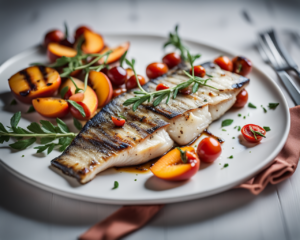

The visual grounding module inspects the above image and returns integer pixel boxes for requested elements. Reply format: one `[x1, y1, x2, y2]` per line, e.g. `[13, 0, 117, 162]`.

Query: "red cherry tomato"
[233, 89, 248, 108]
[232, 56, 252, 76]
[190, 65, 206, 78]
[179, 87, 192, 95]
[146, 62, 169, 79]
[111, 116, 125, 127]
[126, 68, 134, 79]
[197, 137, 222, 163]
[126, 75, 146, 90]
[107, 66, 127, 86]
[44, 30, 64, 47]
[74, 26, 92, 40]
[241, 124, 266, 143]
[113, 88, 127, 98]
[214, 56, 233, 71]
[162, 52, 181, 68]
[156, 83, 169, 91]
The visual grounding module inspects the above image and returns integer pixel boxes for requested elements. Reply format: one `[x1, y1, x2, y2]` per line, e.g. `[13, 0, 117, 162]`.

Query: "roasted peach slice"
[60, 77, 98, 120]
[99, 42, 130, 64]
[32, 98, 69, 118]
[88, 70, 113, 108]
[47, 43, 77, 63]
[82, 30, 104, 54]
[8, 66, 61, 104]
[151, 147, 200, 181]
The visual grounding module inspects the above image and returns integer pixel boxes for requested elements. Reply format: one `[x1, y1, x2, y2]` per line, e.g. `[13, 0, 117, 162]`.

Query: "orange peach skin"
[32, 98, 69, 118]
[88, 71, 113, 108]
[60, 77, 98, 120]
[8, 66, 61, 104]
[47, 43, 77, 63]
[82, 30, 104, 54]
[99, 42, 130, 64]
[151, 147, 200, 181]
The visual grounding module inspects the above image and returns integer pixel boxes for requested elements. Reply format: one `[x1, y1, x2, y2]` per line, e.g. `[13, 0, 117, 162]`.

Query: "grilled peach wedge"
[81, 30, 104, 54]
[8, 66, 61, 104]
[151, 147, 200, 181]
[47, 43, 77, 63]
[60, 78, 98, 120]
[32, 98, 69, 118]
[99, 42, 130, 64]
[88, 70, 113, 108]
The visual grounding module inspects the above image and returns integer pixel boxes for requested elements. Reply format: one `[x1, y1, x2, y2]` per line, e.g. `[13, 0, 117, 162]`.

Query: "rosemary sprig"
[163, 25, 188, 61]
[123, 51, 217, 111]
[0, 112, 76, 154]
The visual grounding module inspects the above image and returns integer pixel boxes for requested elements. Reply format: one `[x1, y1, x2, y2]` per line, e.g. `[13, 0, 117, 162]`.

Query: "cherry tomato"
[126, 68, 134, 79]
[190, 65, 206, 78]
[156, 83, 169, 91]
[113, 88, 127, 98]
[126, 75, 146, 90]
[241, 124, 266, 143]
[197, 137, 222, 163]
[74, 26, 92, 40]
[146, 62, 169, 79]
[107, 66, 127, 86]
[232, 56, 252, 76]
[233, 89, 248, 108]
[111, 116, 125, 127]
[162, 52, 181, 68]
[179, 87, 192, 95]
[214, 56, 233, 71]
[44, 30, 64, 47]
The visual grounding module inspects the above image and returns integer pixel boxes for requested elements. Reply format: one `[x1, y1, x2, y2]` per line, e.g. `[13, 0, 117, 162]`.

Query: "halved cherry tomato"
[241, 124, 266, 143]
[214, 56, 233, 71]
[113, 88, 127, 98]
[233, 89, 248, 108]
[107, 66, 127, 86]
[146, 62, 169, 79]
[126, 74, 146, 90]
[111, 116, 125, 127]
[44, 30, 64, 47]
[190, 65, 206, 78]
[232, 56, 252, 76]
[197, 137, 222, 163]
[162, 52, 181, 68]
[156, 83, 169, 91]
[74, 25, 92, 40]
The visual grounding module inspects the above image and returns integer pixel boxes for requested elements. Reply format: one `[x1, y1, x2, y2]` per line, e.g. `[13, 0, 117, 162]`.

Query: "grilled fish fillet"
[51, 62, 249, 183]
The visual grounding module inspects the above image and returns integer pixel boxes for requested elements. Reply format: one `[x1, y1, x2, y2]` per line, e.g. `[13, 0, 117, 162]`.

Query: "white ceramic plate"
[0, 34, 290, 205]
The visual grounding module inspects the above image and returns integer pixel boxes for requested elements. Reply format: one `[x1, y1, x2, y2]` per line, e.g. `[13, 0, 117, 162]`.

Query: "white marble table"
[1, 1, 300, 239]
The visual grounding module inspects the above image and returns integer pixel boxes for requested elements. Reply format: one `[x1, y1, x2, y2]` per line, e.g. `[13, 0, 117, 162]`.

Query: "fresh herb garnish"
[268, 103, 279, 109]
[119, 50, 127, 68]
[261, 105, 267, 113]
[243, 116, 246, 119]
[176, 147, 187, 163]
[10, 99, 17, 105]
[112, 181, 119, 189]
[118, 115, 126, 120]
[123, 51, 217, 111]
[70, 77, 83, 94]
[26, 105, 35, 113]
[249, 126, 266, 140]
[163, 25, 188, 61]
[0, 112, 76, 154]
[60, 86, 69, 99]
[221, 119, 233, 127]
[222, 129, 227, 131]
[238, 114, 241, 117]
[248, 102, 257, 108]
[223, 163, 229, 168]
[238, 126, 241, 131]
[263, 126, 271, 132]
[22, 155, 24, 157]
[232, 137, 235, 139]
[134, 179, 137, 181]
[237, 64, 242, 73]
[67, 100, 86, 117]
[73, 118, 82, 131]
[228, 155, 233, 159]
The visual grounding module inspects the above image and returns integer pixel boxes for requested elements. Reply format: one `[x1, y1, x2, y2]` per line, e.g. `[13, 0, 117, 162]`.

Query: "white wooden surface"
[0, 0, 300, 239]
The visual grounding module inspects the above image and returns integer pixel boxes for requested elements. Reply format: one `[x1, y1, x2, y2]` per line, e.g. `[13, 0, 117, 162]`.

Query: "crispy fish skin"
[51, 62, 249, 183]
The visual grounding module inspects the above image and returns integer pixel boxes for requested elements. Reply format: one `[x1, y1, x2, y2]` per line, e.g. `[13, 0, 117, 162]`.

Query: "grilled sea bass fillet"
[52, 62, 249, 183]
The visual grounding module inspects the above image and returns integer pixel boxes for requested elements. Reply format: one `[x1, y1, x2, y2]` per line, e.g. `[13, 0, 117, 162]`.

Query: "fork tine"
[258, 34, 280, 68]
[263, 33, 287, 67]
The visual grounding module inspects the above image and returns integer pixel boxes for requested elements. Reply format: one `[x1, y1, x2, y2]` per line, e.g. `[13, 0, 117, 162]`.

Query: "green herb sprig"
[0, 112, 76, 154]
[176, 147, 187, 163]
[249, 126, 266, 140]
[123, 52, 217, 111]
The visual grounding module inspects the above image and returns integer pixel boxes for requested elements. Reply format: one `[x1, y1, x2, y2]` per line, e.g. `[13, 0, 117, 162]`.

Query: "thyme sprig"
[0, 112, 77, 154]
[123, 51, 217, 111]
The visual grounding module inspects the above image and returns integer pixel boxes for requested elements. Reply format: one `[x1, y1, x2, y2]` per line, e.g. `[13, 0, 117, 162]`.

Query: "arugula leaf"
[11, 111, 21, 128]
[56, 118, 70, 133]
[40, 137, 55, 144]
[27, 122, 45, 133]
[67, 100, 86, 118]
[221, 119, 234, 127]
[9, 137, 36, 150]
[40, 120, 56, 133]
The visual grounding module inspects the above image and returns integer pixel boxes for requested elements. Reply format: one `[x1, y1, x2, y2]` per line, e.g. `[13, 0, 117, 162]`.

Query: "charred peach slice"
[99, 42, 130, 64]
[82, 30, 104, 54]
[88, 70, 113, 108]
[60, 77, 98, 120]
[8, 66, 61, 104]
[47, 43, 77, 63]
[32, 98, 69, 118]
[151, 146, 200, 181]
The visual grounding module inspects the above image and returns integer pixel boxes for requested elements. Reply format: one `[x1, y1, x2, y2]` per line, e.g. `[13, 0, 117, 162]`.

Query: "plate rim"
[0, 33, 291, 204]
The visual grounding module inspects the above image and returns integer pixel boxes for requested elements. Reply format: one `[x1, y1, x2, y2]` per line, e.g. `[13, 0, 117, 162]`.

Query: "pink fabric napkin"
[79, 106, 300, 240]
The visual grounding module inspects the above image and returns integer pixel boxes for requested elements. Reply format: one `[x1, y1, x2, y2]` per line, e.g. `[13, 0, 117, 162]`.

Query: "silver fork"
[258, 31, 300, 105]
